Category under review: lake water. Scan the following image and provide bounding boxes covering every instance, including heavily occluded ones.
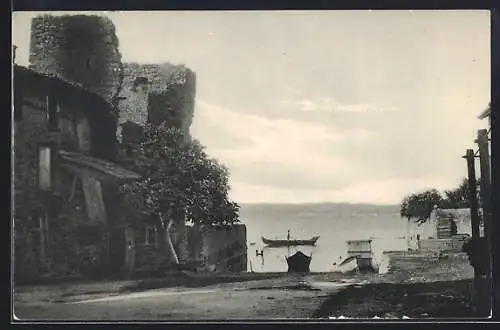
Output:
[239,203,408,273]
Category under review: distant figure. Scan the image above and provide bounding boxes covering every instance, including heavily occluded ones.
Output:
[416,234,421,250]
[287,230,291,241]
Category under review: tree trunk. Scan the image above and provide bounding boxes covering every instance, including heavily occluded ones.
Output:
[159,215,179,265]
[176,216,188,262]
[406,218,411,251]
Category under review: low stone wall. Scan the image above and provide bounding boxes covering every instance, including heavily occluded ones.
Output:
[419,235,469,253]
[129,224,247,277]
[187,224,247,272]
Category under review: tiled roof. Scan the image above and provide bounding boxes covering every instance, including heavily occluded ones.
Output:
[59,150,140,180]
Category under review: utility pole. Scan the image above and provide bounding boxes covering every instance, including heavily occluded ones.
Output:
[463,149,481,242]
[463,149,484,314]
[476,129,492,316]
[476,129,492,260]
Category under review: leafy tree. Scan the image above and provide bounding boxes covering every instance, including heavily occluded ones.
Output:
[118,123,240,264]
[440,178,482,209]
[441,178,470,209]
[400,189,444,225]
[400,189,443,249]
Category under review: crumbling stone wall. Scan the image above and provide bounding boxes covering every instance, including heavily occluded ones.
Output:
[117,63,196,142]
[187,224,247,272]
[29,15,123,106]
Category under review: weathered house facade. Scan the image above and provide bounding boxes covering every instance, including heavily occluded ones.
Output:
[13,65,140,283]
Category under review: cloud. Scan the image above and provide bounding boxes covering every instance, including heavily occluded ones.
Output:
[277,94,397,113]
[192,100,372,178]
[192,100,418,202]
[191,99,470,205]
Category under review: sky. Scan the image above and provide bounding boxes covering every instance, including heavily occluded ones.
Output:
[12,10,491,205]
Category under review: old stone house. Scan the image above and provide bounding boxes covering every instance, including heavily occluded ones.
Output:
[114,63,196,275]
[114,63,247,275]
[13,64,140,283]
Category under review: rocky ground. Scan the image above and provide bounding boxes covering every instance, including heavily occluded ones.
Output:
[13,251,479,321]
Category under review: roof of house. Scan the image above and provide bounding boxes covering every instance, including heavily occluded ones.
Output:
[59,150,140,181]
[13,65,114,111]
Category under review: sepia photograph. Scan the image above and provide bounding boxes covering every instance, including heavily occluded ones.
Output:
[11,10,493,321]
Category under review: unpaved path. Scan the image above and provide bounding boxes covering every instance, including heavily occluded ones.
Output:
[14,276,354,320]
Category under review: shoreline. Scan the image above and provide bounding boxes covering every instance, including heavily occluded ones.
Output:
[13,251,476,320]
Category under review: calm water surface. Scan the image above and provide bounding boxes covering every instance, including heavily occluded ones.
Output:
[240,204,408,272]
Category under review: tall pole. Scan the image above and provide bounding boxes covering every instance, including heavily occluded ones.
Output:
[463,149,483,314]
[476,129,492,316]
[476,129,492,267]
[463,149,481,240]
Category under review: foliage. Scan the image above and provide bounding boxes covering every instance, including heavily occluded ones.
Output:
[118,123,240,228]
[400,189,443,224]
[440,178,470,209]
[400,175,485,224]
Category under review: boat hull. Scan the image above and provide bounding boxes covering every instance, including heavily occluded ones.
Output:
[286,251,312,273]
[337,256,358,274]
[262,236,319,247]
[337,256,378,274]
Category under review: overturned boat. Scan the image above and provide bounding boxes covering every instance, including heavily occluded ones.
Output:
[286,251,312,273]
[336,255,379,274]
[335,239,379,274]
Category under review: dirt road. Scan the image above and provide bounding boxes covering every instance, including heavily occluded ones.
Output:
[13,252,475,321]
[14,276,355,321]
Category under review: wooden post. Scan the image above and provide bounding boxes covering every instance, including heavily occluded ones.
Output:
[476,129,492,262]
[463,149,484,315]
[476,129,492,316]
[463,150,481,240]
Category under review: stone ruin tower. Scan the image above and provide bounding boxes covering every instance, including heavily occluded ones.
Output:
[116,62,196,144]
[29,14,124,108]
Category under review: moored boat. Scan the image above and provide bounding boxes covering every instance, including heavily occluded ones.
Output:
[286,251,312,273]
[261,235,320,247]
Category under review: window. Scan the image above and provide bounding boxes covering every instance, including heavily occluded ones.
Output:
[38,145,52,191]
[46,94,59,130]
[145,226,157,246]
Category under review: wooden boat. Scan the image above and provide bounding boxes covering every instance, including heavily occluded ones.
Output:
[337,256,358,274]
[261,235,320,247]
[336,256,378,274]
[336,239,379,274]
[286,251,312,273]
